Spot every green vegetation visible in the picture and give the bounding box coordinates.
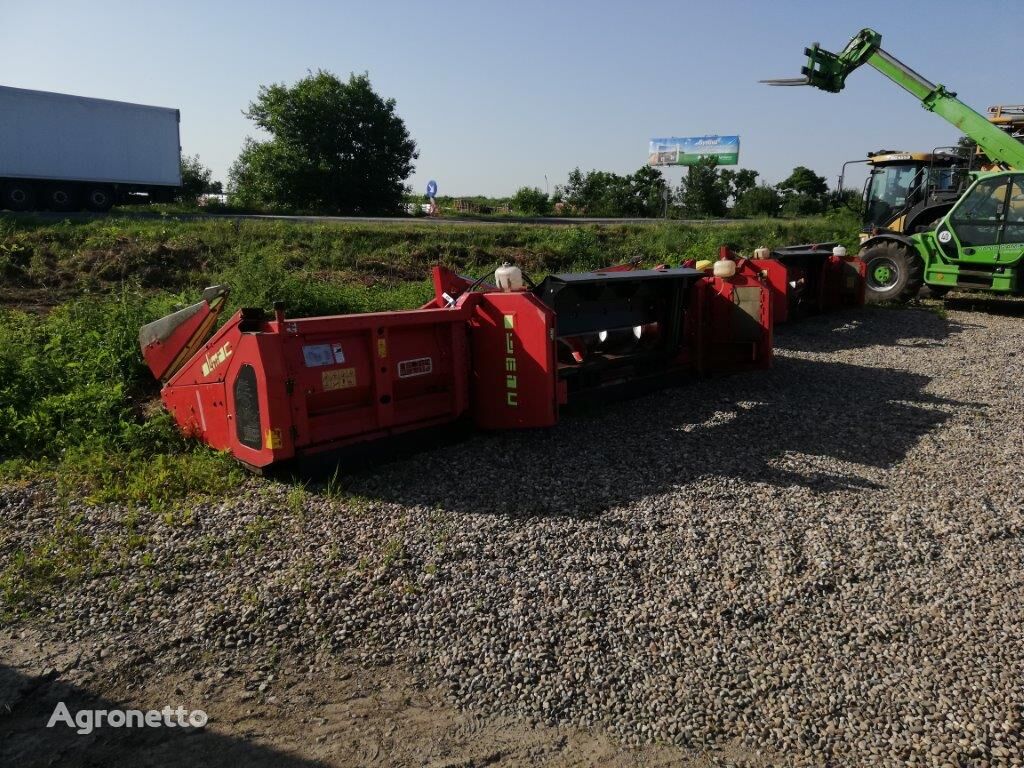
[510,186,552,216]
[230,71,417,215]
[179,154,222,202]
[0,287,243,508]
[0,212,859,302]
[557,166,668,218]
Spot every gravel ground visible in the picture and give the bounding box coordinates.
[3,301,1024,766]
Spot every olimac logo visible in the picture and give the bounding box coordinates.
[47,702,208,735]
[503,314,518,407]
[201,340,233,377]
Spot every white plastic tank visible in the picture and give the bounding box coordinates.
[713,259,737,278]
[753,247,771,260]
[832,245,848,257]
[495,263,524,292]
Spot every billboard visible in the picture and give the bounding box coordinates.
[648,135,740,167]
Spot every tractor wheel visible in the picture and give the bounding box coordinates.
[860,241,923,303]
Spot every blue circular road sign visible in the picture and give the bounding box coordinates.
[426,180,438,197]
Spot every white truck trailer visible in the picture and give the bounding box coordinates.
[0,85,181,212]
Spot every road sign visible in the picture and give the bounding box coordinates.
[426,180,438,198]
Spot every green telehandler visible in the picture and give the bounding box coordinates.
[766,28,1024,301]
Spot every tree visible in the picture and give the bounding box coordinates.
[557,166,666,217]
[719,168,759,206]
[678,157,728,217]
[957,134,991,168]
[629,165,668,217]
[179,154,214,201]
[510,186,551,216]
[229,71,417,214]
[776,166,829,216]
[777,166,829,198]
[733,185,782,218]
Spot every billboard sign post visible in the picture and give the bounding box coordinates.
[648,136,740,167]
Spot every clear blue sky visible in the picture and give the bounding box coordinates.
[3,0,1018,197]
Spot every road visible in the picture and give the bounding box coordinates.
[2,210,736,227]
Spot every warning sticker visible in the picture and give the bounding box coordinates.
[397,357,433,379]
[331,343,345,364]
[322,368,357,391]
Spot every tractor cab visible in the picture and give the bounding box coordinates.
[860,151,966,236]
[929,171,1024,289]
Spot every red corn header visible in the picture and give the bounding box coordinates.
[139,259,797,470]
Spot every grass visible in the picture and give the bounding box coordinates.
[0,286,243,506]
[0,212,861,309]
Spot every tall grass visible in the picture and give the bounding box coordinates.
[0,289,242,507]
[0,213,861,301]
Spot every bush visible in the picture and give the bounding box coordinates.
[179,154,216,203]
[0,291,157,460]
[0,291,242,506]
[782,193,827,217]
[510,186,551,216]
[733,185,782,218]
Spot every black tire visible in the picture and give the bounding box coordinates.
[2,181,36,212]
[859,241,923,303]
[45,184,79,212]
[84,186,115,212]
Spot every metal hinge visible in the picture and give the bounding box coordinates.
[285,378,295,395]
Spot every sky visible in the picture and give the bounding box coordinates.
[2,0,1019,197]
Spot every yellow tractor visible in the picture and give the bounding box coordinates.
[843,149,968,243]
[841,106,1024,244]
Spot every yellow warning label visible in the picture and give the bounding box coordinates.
[265,428,283,449]
[503,314,515,329]
[322,367,357,391]
[377,338,388,358]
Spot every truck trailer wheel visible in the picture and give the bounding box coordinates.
[860,241,923,303]
[45,185,79,212]
[84,186,115,212]
[2,181,36,212]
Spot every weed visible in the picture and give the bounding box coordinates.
[0,513,109,616]
[380,537,406,570]
[238,515,278,553]
[286,483,308,517]
[323,466,346,500]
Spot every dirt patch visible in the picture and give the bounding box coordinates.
[0,629,717,767]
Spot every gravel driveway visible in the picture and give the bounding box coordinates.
[3,301,1023,766]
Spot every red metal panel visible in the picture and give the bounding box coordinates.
[818,255,867,311]
[738,258,790,324]
[691,275,772,374]
[161,381,229,449]
[470,292,558,430]
[274,306,472,458]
